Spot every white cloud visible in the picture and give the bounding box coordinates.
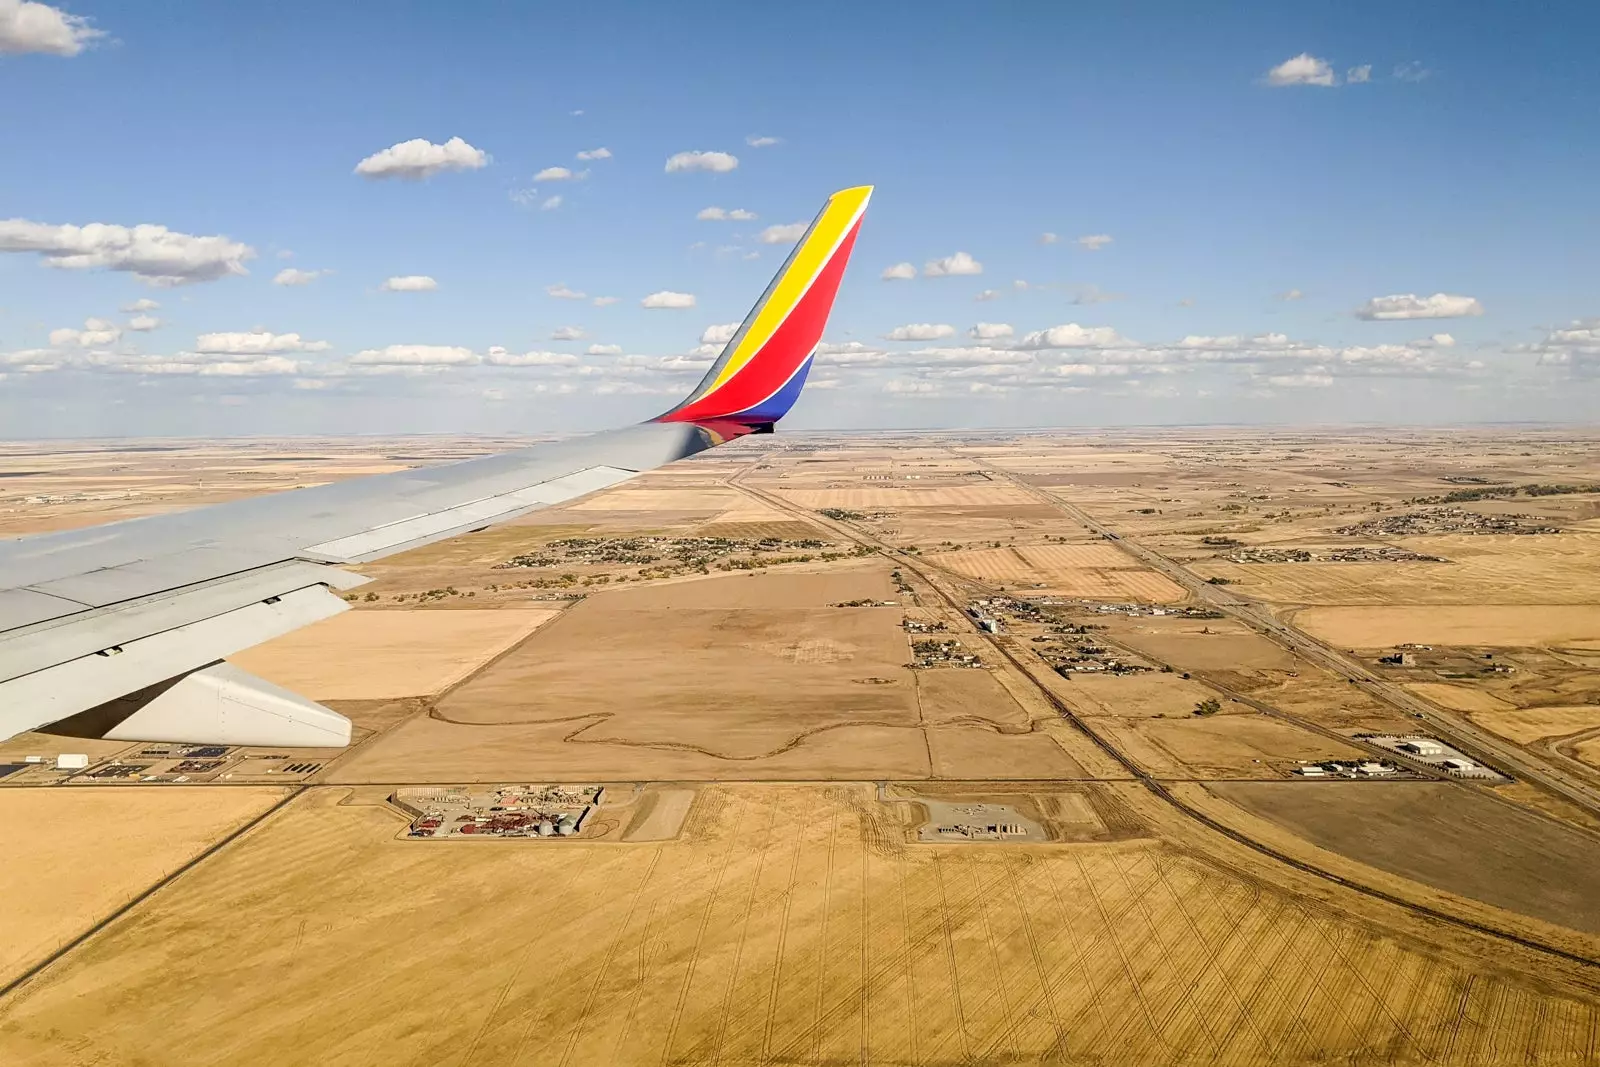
[126,314,161,332]
[381,275,438,292]
[586,343,622,356]
[641,290,695,309]
[745,135,780,147]
[100,355,302,377]
[697,206,757,221]
[541,195,563,211]
[354,137,487,180]
[534,166,585,181]
[485,347,578,366]
[1347,65,1372,84]
[1264,368,1335,388]
[975,289,1000,302]
[1266,53,1339,87]
[273,267,326,286]
[1277,288,1304,301]
[351,345,478,366]
[547,283,586,300]
[1017,323,1126,349]
[0,219,254,286]
[884,323,956,342]
[884,380,939,395]
[550,325,585,341]
[881,262,917,281]
[665,150,738,174]
[591,295,619,307]
[1393,61,1431,83]
[1355,293,1483,320]
[0,0,104,56]
[1039,232,1059,245]
[1075,234,1113,251]
[1418,333,1455,347]
[0,348,68,373]
[121,298,159,312]
[49,317,120,347]
[923,251,982,277]
[700,322,740,345]
[194,330,330,355]
[969,322,1014,340]
[814,341,888,365]
[575,147,611,161]
[759,222,807,245]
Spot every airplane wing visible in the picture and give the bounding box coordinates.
[0,185,873,749]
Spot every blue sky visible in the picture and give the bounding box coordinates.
[2,0,1598,437]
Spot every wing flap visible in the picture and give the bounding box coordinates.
[0,584,350,740]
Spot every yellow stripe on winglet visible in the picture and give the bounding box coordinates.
[699,185,873,397]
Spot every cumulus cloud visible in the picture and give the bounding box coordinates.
[665,150,738,174]
[1075,234,1113,251]
[759,222,807,244]
[1277,288,1304,301]
[1264,368,1335,388]
[49,317,120,347]
[194,331,330,355]
[1355,293,1483,320]
[97,354,302,377]
[534,166,585,181]
[575,147,611,161]
[546,283,586,300]
[881,262,916,281]
[1266,53,1339,87]
[586,343,622,356]
[1347,64,1372,84]
[0,219,254,286]
[591,295,619,307]
[969,322,1014,340]
[273,267,326,286]
[700,322,740,345]
[745,135,780,147]
[0,0,104,56]
[126,314,161,331]
[541,195,563,211]
[354,137,487,180]
[975,289,1000,302]
[1017,323,1126,349]
[641,290,695,309]
[121,298,159,313]
[923,251,982,277]
[485,347,578,366]
[814,341,889,365]
[351,344,478,366]
[698,206,757,221]
[884,323,956,342]
[1525,320,1600,372]
[380,275,438,292]
[549,325,585,341]
[1393,61,1431,83]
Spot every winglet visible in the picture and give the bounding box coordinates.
[656,185,872,428]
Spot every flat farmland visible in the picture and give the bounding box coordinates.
[1212,781,1600,936]
[0,787,287,987]
[1472,706,1600,744]
[1194,533,1600,606]
[1292,605,1600,649]
[4,784,1598,1066]
[774,485,1036,509]
[230,609,560,700]
[929,543,1186,602]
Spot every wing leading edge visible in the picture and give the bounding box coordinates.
[0,185,872,748]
